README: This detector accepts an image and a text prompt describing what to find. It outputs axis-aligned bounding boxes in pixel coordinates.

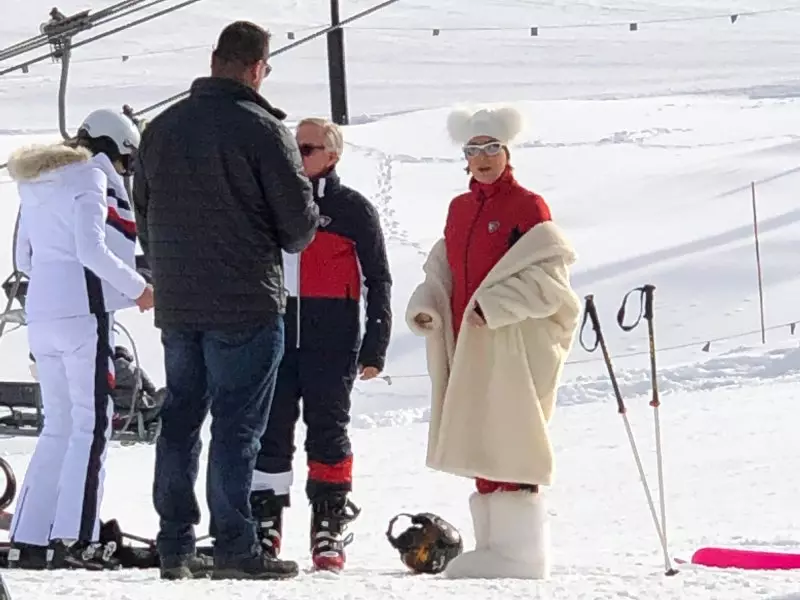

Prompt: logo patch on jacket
[488,220,500,233]
[319,215,332,228]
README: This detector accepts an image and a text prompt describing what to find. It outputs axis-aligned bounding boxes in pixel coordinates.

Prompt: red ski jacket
[444,167,552,337]
[283,170,392,370]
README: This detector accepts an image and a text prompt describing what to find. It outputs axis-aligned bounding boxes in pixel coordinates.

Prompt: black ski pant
[254,347,357,503]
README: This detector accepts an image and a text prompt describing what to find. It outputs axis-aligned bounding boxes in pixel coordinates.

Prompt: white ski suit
[6,143,146,546]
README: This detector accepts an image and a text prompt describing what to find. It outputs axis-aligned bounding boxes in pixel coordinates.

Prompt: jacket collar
[189,77,287,121]
[310,167,340,199]
[7,143,91,182]
[469,166,517,200]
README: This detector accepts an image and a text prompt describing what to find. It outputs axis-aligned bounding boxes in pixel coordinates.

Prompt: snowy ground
[2,0,800,598]
[4,381,800,599]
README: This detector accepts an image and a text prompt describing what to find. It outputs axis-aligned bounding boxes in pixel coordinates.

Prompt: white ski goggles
[463,141,504,158]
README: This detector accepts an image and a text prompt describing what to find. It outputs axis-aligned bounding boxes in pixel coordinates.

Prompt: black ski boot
[211,550,299,581]
[160,553,214,580]
[212,491,297,580]
[7,542,48,570]
[99,518,161,570]
[310,492,361,572]
[47,539,120,570]
[250,490,287,559]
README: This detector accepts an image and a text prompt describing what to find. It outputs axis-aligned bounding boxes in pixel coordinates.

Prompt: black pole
[131,0,399,119]
[56,38,73,141]
[327,0,349,125]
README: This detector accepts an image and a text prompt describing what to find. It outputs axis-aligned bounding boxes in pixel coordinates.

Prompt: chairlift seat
[1,274,27,308]
[0,380,160,444]
[0,382,40,410]
[0,381,42,436]
[0,267,159,444]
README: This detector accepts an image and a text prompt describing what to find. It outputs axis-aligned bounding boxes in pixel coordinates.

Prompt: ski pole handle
[581,295,627,414]
[579,294,601,352]
[643,284,661,408]
[617,284,654,332]
[643,284,655,322]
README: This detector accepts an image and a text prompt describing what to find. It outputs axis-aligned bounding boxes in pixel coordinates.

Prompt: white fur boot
[441,492,491,577]
[444,490,550,580]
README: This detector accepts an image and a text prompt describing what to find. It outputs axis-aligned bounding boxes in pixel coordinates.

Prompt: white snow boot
[441,492,490,577]
[444,489,550,580]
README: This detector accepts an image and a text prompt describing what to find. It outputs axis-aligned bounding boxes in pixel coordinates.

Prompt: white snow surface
[2,0,800,598]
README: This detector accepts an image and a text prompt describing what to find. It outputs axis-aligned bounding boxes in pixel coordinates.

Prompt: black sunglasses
[299,143,326,157]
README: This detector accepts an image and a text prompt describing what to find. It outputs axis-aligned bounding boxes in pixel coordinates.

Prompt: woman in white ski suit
[5,108,153,570]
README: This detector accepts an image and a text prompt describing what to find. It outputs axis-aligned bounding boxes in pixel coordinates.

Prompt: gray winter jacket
[133,77,319,330]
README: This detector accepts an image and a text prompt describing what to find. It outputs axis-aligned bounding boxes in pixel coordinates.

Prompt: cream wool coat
[405,221,581,485]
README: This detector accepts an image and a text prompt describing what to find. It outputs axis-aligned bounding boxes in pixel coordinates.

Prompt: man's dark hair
[212,21,271,68]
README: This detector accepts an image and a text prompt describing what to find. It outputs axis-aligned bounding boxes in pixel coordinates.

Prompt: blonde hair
[297,117,344,156]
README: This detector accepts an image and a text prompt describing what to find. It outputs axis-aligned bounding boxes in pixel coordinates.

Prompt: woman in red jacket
[410,105,580,579]
[444,105,552,494]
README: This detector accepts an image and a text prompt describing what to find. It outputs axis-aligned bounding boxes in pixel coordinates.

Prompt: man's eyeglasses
[463,141,504,158]
[299,144,326,157]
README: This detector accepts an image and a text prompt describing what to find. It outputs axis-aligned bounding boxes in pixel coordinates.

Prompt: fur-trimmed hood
[7,143,92,183]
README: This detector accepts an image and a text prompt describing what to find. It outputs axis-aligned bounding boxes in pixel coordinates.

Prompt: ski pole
[580,295,671,573]
[617,285,678,576]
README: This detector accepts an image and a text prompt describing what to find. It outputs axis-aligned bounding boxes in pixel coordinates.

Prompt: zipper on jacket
[295,253,301,349]
[463,191,486,310]
[294,177,325,350]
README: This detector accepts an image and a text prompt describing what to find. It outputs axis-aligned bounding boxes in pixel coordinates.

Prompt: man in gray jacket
[133,20,318,581]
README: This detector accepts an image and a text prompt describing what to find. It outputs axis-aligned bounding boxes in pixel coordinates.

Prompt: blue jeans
[153,318,284,561]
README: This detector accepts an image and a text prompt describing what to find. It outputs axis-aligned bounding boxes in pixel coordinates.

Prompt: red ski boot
[309,493,361,572]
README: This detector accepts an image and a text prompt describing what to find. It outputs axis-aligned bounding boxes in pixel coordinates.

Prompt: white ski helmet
[78,108,141,157]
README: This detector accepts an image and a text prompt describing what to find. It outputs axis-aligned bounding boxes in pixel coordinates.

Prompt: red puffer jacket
[444,167,552,338]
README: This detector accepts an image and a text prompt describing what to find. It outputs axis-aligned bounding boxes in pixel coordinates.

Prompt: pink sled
[689,546,800,570]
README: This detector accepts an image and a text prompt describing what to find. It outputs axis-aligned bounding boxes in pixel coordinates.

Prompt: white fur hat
[446,105,524,146]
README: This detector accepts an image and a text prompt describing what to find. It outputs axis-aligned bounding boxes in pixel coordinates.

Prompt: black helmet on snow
[386,512,463,574]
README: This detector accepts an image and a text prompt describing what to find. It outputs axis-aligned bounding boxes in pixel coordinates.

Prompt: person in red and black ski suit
[250,117,392,572]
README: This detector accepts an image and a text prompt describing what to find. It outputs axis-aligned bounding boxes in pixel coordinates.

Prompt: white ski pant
[10,312,115,546]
